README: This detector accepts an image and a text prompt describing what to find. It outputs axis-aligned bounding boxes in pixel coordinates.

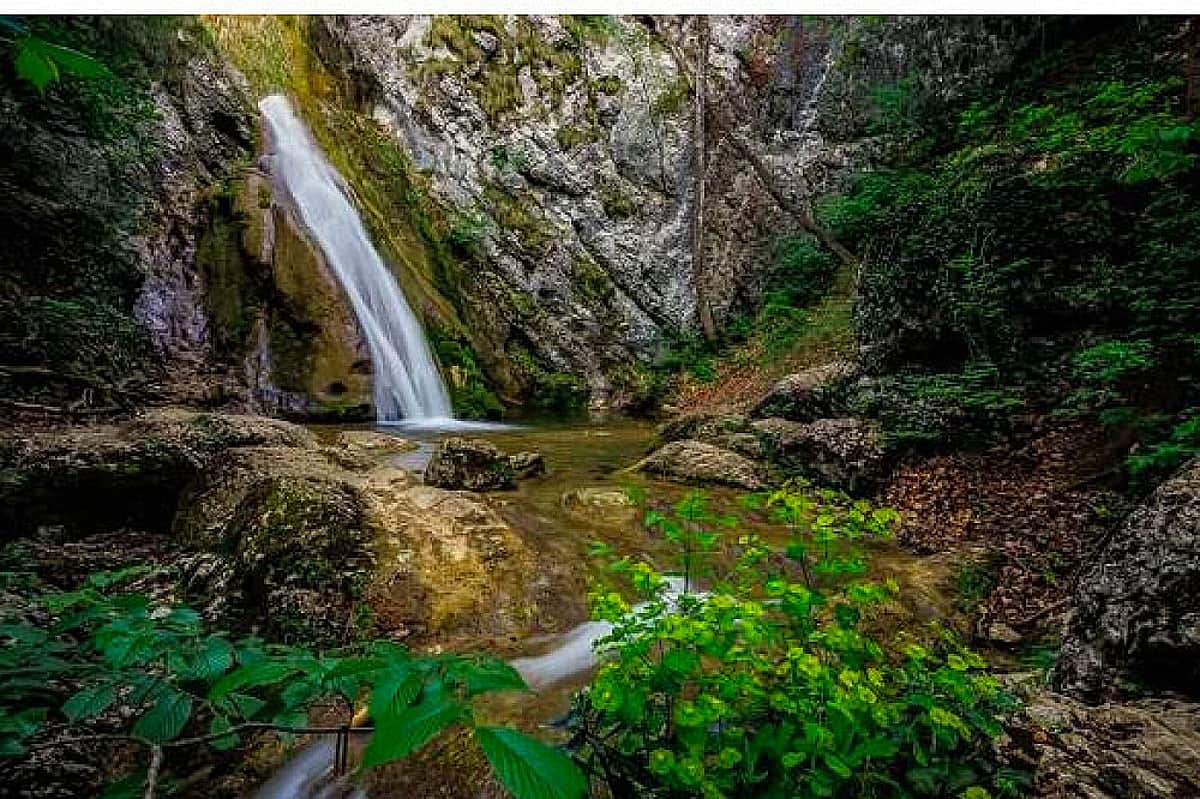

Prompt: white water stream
[260,95,452,423]
[256,579,688,798]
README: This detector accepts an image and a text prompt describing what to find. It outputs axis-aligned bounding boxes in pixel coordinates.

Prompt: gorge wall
[0,15,1035,419]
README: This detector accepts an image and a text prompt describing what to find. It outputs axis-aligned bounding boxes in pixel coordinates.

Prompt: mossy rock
[0,409,315,537]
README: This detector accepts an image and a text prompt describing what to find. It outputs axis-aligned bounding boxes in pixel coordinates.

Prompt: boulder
[364,476,568,642]
[561,487,638,524]
[630,440,767,491]
[750,361,856,421]
[753,416,888,493]
[0,409,315,536]
[176,447,567,646]
[655,411,753,446]
[424,438,544,491]
[1055,457,1200,700]
[508,451,547,480]
[653,412,764,458]
[174,446,375,647]
[1023,693,1200,798]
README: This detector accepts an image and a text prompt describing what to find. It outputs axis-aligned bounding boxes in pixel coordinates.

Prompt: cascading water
[259,94,452,423]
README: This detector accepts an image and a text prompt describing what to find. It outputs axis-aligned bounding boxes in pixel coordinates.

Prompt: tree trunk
[692,16,717,343]
[723,129,859,269]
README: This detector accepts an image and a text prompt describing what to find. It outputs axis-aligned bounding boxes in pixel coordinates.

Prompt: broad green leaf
[63,683,117,722]
[474,727,587,799]
[223,692,267,720]
[368,668,423,721]
[361,696,466,768]
[823,752,852,779]
[455,658,528,697]
[25,37,110,79]
[209,660,294,701]
[184,637,234,682]
[133,689,191,743]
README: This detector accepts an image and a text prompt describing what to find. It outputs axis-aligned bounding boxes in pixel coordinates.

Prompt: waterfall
[259,95,452,423]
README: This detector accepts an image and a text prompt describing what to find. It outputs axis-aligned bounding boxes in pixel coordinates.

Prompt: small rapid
[259,95,452,423]
[256,575,688,799]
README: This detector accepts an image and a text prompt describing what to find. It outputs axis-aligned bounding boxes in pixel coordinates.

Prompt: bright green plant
[1127,411,1200,481]
[2,16,111,93]
[1071,339,1155,384]
[0,566,585,799]
[571,486,1017,798]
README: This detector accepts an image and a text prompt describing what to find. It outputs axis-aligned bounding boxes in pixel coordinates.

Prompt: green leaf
[823,752,852,779]
[25,37,110,79]
[133,689,191,743]
[456,658,528,697]
[361,696,466,768]
[475,727,587,799]
[209,715,239,751]
[368,668,423,721]
[13,43,56,93]
[209,660,294,701]
[63,683,117,722]
[224,692,267,720]
[184,637,235,682]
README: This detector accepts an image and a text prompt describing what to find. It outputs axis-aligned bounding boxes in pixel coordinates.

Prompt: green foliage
[573,486,1016,798]
[657,330,717,383]
[650,75,690,119]
[2,18,111,93]
[768,236,838,309]
[838,20,1200,449]
[1127,411,1200,482]
[0,567,585,799]
[853,363,1025,447]
[1071,339,1154,384]
[433,331,506,420]
[951,560,1000,614]
[556,124,601,151]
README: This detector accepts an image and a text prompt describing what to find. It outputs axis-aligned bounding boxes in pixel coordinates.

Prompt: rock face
[1022,693,1200,799]
[308,15,875,408]
[0,18,257,410]
[1055,458,1200,700]
[0,408,314,536]
[425,437,544,491]
[750,361,855,421]
[631,439,767,490]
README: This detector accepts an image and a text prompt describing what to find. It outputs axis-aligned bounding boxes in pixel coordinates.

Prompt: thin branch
[23,721,376,754]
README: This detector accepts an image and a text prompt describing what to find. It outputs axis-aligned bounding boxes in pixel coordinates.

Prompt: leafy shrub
[1071,339,1155,384]
[1127,411,1200,482]
[657,330,717,383]
[571,487,1017,799]
[852,363,1026,446]
[768,235,838,309]
[837,20,1200,440]
[0,566,585,799]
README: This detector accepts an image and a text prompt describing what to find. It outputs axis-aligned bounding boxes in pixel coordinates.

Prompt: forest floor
[671,265,857,414]
[878,420,1133,651]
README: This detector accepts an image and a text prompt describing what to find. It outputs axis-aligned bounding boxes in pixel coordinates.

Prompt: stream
[257,417,963,799]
